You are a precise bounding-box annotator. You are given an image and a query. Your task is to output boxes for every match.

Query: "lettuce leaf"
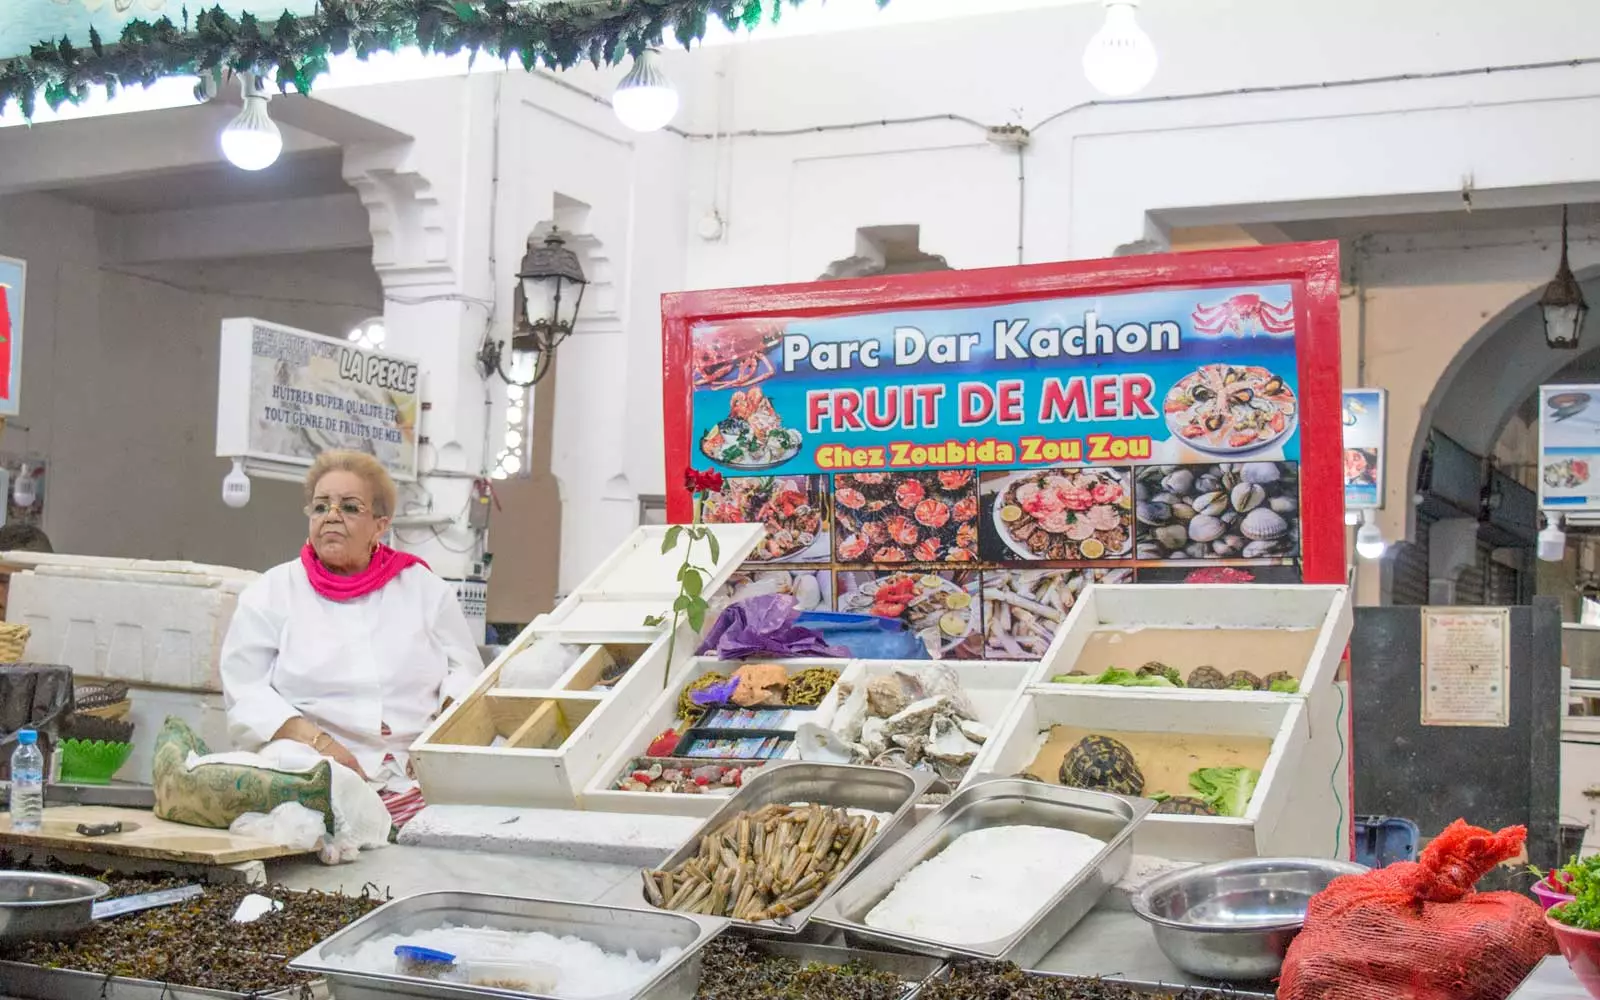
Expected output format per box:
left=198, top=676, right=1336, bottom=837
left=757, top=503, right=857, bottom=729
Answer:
left=1189, top=766, right=1260, bottom=818
left=1050, top=667, right=1175, bottom=687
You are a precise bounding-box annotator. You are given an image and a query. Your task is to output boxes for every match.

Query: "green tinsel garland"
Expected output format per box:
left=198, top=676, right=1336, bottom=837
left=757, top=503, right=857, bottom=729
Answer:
left=0, top=0, right=885, bottom=120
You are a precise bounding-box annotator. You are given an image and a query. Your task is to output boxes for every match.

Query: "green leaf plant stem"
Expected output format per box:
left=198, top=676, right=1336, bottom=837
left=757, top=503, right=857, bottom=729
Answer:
left=642, top=522, right=721, bottom=686
left=0, top=0, right=891, bottom=120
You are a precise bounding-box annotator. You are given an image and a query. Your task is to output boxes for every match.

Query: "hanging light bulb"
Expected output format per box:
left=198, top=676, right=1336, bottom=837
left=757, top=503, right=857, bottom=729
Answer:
left=612, top=49, right=679, bottom=133
left=222, top=458, right=252, bottom=509
left=1082, top=0, right=1158, bottom=97
left=12, top=464, right=37, bottom=510
left=1539, top=513, right=1568, bottom=562
left=220, top=72, right=282, bottom=171
left=1355, top=510, right=1387, bottom=561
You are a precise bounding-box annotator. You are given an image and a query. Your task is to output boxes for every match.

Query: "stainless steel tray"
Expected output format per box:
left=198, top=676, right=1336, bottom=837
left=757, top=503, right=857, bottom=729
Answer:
left=289, top=890, right=725, bottom=1000
left=904, top=964, right=1275, bottom=999
left=812, top=778, right=1154, bottom=967
left=604, top=761, right=938, bottom=935
left=0, top=959, right=314, bottom=1000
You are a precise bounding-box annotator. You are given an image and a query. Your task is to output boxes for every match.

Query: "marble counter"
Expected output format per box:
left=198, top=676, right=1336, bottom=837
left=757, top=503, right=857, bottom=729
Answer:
left=1510, top=957, right=1590, bottom=999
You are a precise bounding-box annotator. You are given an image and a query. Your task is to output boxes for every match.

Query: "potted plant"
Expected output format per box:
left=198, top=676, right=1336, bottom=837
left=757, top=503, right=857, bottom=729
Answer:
left=1547, top=855, right=1600, bottom=996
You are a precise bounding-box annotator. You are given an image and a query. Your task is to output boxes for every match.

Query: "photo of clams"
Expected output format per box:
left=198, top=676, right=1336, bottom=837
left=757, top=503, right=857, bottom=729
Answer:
left=1134, top=462, right=1300, bottom=561
left=833, top=470, right=979, bottom=564
left=978, top=467, right=1134, bottom=563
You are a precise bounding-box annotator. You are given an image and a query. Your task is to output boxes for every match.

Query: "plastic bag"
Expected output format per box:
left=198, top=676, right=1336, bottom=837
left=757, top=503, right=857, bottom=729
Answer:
left=230, top=802, right=328, bottom=852
left=796, top=612, right=929, bottom=661
left=696, top=594, right=849, bottom=660
left=499, top=636, right=582, bottom=689
left=1279, top=820, right=1556, bottom=1000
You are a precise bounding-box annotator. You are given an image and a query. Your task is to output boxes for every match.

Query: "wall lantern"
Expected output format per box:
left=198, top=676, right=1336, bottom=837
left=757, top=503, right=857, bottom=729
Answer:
left=1541, top=206, right=1588, bottom=350
left=478, top=229, right=587, bottom=387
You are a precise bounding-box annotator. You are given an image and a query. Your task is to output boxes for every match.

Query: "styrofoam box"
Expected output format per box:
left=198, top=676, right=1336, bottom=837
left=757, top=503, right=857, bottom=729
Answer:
left=972, top=688, right=1312, bottom=861
left=9, top=558, right=257, bottom=692
left=582, top=656, right=1036, bottom=818
left=1031, top=583, right=1352, bottom=696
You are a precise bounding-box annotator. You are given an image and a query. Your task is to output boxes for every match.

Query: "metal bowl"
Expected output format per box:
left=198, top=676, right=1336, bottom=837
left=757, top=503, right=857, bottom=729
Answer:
left=0, top=871, right=109, bottom=942
left=1132, top=857, right=1366, bottom=982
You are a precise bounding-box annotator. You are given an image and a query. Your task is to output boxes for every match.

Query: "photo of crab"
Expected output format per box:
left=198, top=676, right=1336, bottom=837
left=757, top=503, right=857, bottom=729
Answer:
left=1134, top=463, right=1300, bottom=561
left=698, top=475, right=830, bottom=563
left=836, top=569, right=984, bottom=659
left=1137, top=564, right=1304, bottom=585
left=979, top=467, right=1133, bottom=563
left=717, top=569, right=833, bottom=613
left=833, top=470, right=980, bottom=564
left=983, top=567, right=1134, bottom=660
left=698, top=386, right=804, bottom=470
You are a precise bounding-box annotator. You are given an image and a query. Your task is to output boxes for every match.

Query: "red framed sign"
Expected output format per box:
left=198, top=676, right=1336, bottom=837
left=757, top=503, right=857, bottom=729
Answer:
left=663, top=243, right=1344, bottom=658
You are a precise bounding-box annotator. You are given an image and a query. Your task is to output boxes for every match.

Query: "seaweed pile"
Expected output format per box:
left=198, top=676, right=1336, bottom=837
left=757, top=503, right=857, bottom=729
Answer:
left=918, top=961, right=1262, bottom=1000
left=693, top=937, right=913, bottom=1000
left=0, top=867, right=383, bottom=994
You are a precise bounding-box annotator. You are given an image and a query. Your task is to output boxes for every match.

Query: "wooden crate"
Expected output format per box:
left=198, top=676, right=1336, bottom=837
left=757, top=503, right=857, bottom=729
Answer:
left=972, top=688, right=1327, bottom=861
left=1032, top=583, right=1351, bottom=696
left=411, top=524, right=764, bottom=808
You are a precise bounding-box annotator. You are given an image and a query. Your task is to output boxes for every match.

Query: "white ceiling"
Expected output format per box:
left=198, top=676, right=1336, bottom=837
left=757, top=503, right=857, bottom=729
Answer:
left=45, top=149, right=351, bottom=215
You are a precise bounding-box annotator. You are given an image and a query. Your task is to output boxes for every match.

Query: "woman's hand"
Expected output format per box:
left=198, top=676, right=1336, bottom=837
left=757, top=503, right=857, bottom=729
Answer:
left=317, top=734, right=368, bottom=779
left=272, top=717, right=367, bottom=778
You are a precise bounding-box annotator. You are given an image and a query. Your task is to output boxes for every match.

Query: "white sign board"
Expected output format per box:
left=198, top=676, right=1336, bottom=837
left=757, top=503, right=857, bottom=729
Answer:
left=216, top=318, right=420, bottom=481
left=1421, top=607, right=1510, bottom=728
left=1539, top=385, right=1600, bottom=512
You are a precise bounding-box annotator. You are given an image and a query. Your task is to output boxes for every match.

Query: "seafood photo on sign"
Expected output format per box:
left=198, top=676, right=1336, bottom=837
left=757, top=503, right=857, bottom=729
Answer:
left=715, top=569, right=833, bottom=613
left=979, top=468, right=1133, bottom=563
left=833, top=470, right=980, bottom=565
left=983, top=568, right=1133, bottom=660
left=836, top=570, right=983, bottom=659
left=698, top=386, right=804, bottom=470
left=698, top=475, right=830, bottom=563
left=1164, top=363, right=1297, bottom=457
left=1134, top=462, right=1301, bottom=561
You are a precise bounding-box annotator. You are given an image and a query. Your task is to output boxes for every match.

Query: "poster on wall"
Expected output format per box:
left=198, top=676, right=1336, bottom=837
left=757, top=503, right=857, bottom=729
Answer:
left=1341, top=388, right=1385, bottom=510
left=664, top=245, right=1344, bottom=659
left=0, top=256, right=25, bottom=417
left=1538, top=384, right=1600, bottom=511
left=215, top=318, right=420, bottom=481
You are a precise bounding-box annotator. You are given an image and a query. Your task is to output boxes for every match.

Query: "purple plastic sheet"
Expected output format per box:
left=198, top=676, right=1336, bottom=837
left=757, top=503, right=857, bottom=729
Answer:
left=696, top=594, right=849, bottom=661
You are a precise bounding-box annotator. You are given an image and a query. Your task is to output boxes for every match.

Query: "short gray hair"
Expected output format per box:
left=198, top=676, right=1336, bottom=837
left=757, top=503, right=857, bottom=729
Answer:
left=304, top=450, right=397, bottom=518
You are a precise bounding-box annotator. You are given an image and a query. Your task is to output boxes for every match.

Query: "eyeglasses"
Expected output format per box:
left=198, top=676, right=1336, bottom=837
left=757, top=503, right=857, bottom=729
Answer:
left=305, top=498, right=370, bottom=519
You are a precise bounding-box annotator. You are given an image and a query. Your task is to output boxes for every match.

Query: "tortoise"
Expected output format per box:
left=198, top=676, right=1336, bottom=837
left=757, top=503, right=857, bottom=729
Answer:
left=1154, top=795, right=1219, bottom=816
left=1186, top=665, right=1228, bottom=689
left=1059, top=735, right=1144, bottom=796
left=1263, top=670, right=1299, bottom=693
left=1226, top=670, right=1264, bottom=691
left=1010, top=771, right=1046, bottom=783
left=1137, top=661, right=1183, bottom=685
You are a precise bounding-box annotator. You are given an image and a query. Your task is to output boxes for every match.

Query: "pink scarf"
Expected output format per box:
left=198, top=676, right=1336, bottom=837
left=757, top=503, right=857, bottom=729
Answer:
left=300, top=542, right=429, bottom=602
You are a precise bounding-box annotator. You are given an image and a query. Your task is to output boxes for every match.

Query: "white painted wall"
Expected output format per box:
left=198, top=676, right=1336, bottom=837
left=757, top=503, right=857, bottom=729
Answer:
left=0, top=192, right=382, bottom=571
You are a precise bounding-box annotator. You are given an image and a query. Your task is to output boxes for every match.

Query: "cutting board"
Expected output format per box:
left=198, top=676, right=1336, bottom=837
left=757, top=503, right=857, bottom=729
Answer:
left=0, top=805, right=313, bottom=864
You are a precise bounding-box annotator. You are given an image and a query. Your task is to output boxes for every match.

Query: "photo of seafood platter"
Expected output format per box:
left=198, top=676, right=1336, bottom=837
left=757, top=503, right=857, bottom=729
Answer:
left=836, top=570, right=984, bottom=659
left=982, top=568, right=1132, bottom=660
left=835, top=470, right=979, bottom=564
left=700, top=386, right=805, bottom=469
left=979, top=467, right=1133, bottom=563
left=700, top=475, right=831, bottom=563
left=1163, top=362, right=1297, bottom=456
left=1134, top=462, right=1300, bottom=561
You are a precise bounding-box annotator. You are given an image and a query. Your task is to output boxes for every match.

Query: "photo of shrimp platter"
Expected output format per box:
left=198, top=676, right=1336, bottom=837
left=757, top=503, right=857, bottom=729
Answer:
left=699, top=475, right=830, bottom=563
left=834, top=470, right=979, bottom=564
left=979, top=467, right=1133, bottom=563
left=836, top=570, right=984, bottom=659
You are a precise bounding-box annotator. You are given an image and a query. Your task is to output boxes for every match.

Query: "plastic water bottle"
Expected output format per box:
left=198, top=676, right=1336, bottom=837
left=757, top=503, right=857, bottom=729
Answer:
left=9, top=729, right=44, bottom=832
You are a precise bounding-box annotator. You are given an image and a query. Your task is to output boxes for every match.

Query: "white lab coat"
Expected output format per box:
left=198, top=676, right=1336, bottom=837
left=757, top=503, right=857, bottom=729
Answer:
left=219, top=560, right=483, bottom=787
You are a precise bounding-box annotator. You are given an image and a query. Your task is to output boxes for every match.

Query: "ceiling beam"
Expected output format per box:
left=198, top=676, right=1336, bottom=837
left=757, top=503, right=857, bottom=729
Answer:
left=100, top=192, right=371, bottom=264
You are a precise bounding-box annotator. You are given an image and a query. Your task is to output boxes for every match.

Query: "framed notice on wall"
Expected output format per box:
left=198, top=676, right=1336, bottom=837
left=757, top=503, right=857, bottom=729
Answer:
left=662, top=243, right=1344, bottom=658
left=1421, top=607, right=1511, bottom=727
left=215, top=318, right=420, bottom=481
left=0, top=256, right=25, bottom=417
left=1538, top=384, right=1600, bottom=511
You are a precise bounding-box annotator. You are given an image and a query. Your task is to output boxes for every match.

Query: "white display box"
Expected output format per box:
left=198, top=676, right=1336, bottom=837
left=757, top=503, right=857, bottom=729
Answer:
left=584, top=656, right=1036, bottom=818
left=1031, top=584, right=1352, bottom=696
left=411, top=524, right=762, bottom=808
left=972, top=688, right=1313, bottom=861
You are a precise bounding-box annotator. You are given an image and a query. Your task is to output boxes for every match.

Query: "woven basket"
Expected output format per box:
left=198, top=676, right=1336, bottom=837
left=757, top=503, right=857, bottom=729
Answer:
left=0, top=623, right=30, bottom=662
left=80, top=700, right=131, bottom=721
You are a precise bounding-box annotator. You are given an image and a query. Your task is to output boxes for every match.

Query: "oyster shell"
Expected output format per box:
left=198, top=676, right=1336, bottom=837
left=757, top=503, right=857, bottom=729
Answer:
left=882, top=695, right=948, bottom=740
left=1241, top=507, right=1290, bottom=541
left=867, top=675, right=912, bottom=718
left=927, top=716, right=981, bottom=766
left=959, top=720, right=992, bottom=743
left=859, top=716, right=889, bottom=758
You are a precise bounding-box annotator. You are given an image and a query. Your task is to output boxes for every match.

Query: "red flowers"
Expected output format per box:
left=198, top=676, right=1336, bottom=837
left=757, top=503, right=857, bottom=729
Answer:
left=684, top=468, right=724, bottom=495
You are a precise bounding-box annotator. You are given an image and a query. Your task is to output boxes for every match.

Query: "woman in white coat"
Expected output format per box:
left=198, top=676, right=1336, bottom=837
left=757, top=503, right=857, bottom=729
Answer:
left=219, top=450, right=482, bottom=827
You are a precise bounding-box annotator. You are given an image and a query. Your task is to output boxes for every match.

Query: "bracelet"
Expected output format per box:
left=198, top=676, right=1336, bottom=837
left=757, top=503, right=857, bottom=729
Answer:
left=311, top=732, right=332, bottom=752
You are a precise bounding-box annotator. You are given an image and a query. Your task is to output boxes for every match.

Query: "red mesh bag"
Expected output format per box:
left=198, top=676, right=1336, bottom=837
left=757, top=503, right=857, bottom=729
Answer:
left=1280, top=820, right=1557, bottom=1000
